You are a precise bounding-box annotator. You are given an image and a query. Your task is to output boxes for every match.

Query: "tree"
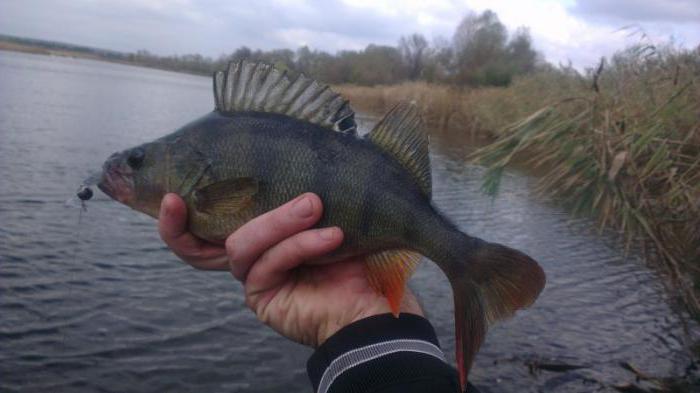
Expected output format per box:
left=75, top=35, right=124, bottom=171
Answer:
left=452, top=10, right=508, bottom=85
left=349, top=45, right=405, bottom=85
left=230, top=46, right=253, bottom=62
left=422, top=36, right=454, bottom=82
left=114, top=9, right=544, bottom=85
left=506, top=27, right=538, bottom=74
left=295, top=46, right=344, bottom=83
left=296, top=46, right=314, bottom=74
left=399, top=33, right=429, bottom=80
left=260, top=49, right=295, bottom=71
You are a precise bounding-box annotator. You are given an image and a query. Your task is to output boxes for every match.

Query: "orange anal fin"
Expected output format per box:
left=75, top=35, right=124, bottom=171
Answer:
left=365, top=250, right=421, bottom=317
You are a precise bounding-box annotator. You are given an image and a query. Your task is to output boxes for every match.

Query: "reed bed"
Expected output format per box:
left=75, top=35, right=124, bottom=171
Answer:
left=472, top=48, right=700, bottom=315
left=335, top=69, right=584, bottom=138
left=336, top=82, right=478, bottom=135
left=336, top=46, right=700, bottom=316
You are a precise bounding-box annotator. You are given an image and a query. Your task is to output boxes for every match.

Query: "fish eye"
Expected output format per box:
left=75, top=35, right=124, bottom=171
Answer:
left=127, top=148, right=145, bottom=169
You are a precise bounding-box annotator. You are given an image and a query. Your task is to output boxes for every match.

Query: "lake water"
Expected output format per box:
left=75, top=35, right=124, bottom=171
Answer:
left=0, top=50, right=697, bottom=392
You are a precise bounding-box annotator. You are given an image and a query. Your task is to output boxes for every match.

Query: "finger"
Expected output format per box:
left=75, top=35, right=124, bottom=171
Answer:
left=245, top=226, right=343, bottom=300
left=158, top=193, right=227, bottom=270
left=226, top=193, right=323, bottom=282
left=158, top=193, right=189, bottom=243
left=185, top=254, right=229, bottom=271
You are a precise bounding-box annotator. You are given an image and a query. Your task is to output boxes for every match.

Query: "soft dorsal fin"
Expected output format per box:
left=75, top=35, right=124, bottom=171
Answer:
left=213, top=61, right=357, bottom=134
left=366, top=102, right=431, bottom=197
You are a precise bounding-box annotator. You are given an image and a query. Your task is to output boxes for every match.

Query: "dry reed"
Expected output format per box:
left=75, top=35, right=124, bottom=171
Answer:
left=471, top=47, right=700, bottom=315
left=336, top=82, right=482, bottom=138
left=336, top=46, right=700, bottom=316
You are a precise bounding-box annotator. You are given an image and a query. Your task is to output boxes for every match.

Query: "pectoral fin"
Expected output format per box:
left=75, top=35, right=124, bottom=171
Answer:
left=192, top=177, right=259, bottom=217
left=366, top=249, right=422, bottom=317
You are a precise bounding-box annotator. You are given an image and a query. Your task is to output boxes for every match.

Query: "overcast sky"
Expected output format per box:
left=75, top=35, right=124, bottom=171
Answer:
left=1, top=0, right=698, bottom=69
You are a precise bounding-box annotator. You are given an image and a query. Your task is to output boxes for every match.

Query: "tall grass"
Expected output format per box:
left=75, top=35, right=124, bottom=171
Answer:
left=336, top=82, right=477, bottom=135
left=472, top=45, right=700, bottom=315
left=337, top=44, right=700, bottom=315
left=335, top=65, right=588, bottom=138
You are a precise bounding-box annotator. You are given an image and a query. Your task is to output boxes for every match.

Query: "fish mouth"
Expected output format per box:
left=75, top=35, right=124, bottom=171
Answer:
left=97, top=155, right=135, bottom=205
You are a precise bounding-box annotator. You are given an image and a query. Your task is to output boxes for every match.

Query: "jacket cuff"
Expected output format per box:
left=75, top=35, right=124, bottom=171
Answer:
left=307, top=313, right=461, bottom=393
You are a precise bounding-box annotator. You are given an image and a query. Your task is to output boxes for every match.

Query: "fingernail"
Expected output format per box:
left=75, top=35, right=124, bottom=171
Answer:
left=319, top=227, right=337, bottom=241
left=292, top=196, right=314, bottom=218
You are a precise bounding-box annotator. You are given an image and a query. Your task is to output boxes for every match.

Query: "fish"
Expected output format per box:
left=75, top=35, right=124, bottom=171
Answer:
left=93, top=60, right=546, bottom=389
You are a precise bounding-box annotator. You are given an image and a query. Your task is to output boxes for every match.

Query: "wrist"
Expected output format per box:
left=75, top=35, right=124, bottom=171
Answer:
left=308, top=314, right=460, bottom=393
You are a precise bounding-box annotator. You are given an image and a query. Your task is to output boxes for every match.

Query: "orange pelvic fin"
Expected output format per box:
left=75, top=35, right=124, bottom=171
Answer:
left=365, top=249, right=421, bottom=317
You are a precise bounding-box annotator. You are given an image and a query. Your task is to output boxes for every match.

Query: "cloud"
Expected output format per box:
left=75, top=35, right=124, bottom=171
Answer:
left=564, top=0, right=700, bottom=64
left=0, top=0, right=427, bottom=55
left=0, top=0, right=698, bottom=70
left=570, top=0, right=700, bottom=24
left=459, top=0, right=699, bottom=69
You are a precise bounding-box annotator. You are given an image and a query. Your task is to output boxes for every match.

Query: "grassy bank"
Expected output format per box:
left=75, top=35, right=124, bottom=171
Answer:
left=338, top=45, right=700, bottom=316
left=0, top=40, right=209, bottom=77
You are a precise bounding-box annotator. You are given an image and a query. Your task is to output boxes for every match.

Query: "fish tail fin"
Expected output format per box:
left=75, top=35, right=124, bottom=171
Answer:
left=446, top=238, right=545, bottom=389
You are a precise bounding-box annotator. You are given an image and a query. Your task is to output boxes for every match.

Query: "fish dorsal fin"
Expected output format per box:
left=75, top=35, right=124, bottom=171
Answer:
left=366, top=102, right=431, bottom=198
left=213, top=61, right=357, bottom=134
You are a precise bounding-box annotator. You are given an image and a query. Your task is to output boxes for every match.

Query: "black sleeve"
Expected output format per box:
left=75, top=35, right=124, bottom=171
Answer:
left=306, top=313, right=480, bottom=393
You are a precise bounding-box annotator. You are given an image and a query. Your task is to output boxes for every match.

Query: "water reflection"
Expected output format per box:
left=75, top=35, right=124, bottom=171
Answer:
left=0, top=51, right=697, bottom=392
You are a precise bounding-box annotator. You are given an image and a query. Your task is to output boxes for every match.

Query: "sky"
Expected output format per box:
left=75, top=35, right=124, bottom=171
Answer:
left=1, top=0, right=698, bottom=70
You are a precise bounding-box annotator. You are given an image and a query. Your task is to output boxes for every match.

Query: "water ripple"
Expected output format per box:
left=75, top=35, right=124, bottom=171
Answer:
left=1, top=51, right=697, bottom=393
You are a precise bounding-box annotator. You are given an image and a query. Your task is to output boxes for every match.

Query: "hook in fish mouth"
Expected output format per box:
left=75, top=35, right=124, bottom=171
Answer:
left=76, top=186, right=93, bottom=201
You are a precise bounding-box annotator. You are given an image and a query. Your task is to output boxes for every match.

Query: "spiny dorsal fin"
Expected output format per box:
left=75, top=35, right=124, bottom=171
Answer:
left=213, top=61, right=357, bottom=134
left=366, top=102, right=431, bottom=197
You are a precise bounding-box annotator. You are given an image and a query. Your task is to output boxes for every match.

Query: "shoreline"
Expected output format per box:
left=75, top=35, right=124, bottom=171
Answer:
left=4, top=40, right=698, bottom=324
left=0, top=41, right=209, bottom=77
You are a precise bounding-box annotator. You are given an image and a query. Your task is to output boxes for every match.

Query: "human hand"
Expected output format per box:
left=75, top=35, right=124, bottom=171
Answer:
left=158, top=193, right=423, bottom=347
left=158, top=193, right=229, bottom=271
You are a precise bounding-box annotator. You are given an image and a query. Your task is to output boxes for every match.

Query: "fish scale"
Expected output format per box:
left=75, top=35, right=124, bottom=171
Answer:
left=90, top=60, right=546, bottom=391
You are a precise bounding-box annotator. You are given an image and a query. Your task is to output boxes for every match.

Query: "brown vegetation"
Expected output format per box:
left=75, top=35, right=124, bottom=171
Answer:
left=338, top=44, right=700, bottom=317
left=336, top=82, right=473, bottom=133
left=474, top=45, right=700, bottom=316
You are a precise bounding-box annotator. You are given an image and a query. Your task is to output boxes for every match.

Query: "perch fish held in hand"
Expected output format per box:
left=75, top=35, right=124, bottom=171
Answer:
left=92, top=61, right=546, bottom=389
